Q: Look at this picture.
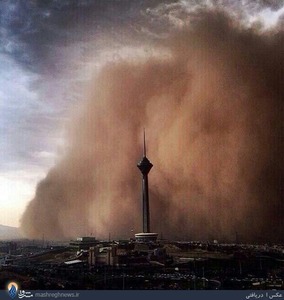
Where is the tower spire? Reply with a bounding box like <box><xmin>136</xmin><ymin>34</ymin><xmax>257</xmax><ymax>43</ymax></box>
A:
<box><xmin>143</xmin><ymin>128</ymin><xmax>146</xmax><ymax>157</ymax></box>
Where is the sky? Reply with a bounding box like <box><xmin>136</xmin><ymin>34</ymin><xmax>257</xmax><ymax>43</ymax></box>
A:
<box><xmin>0</xmin><ymin>0</ymin><xmax>283</xmax><ymax>229</ymax></box>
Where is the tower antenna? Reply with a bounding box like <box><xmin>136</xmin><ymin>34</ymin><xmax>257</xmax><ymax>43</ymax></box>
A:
<box><xmin>143</xmin><ymin>128</ymin><xmax>146</xmax><ymax>157</ymax></box>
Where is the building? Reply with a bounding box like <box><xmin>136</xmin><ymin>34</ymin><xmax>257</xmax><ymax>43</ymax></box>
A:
<box><xmin>88</xmin><ymin>246</ymin><xmax>118</xmax><ymax>266</ymax></box>
<box><xmin>70</xmin><ymin>237</ymin><xmax>97</xmax><ymax>250</ymax></box>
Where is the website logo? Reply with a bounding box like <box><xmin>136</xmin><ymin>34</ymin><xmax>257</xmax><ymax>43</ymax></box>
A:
<box><xmin>18</xmin><ymin>290</ymin><xmax>34</xmax><ymax>298</ymax></box>
<box><xmin>7</xmin><ymin>282</ymin><xmax>19</xmax><ymax>299</ymax></box>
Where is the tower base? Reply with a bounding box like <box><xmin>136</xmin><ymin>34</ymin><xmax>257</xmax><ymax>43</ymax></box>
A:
<box><xmin>135</xmin><ymin>232</ymin><xmax>158</xmax><ymax>242</ymax></box>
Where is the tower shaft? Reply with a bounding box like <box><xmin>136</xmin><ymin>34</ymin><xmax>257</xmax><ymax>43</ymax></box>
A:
<box><xmin>142</xmin><ymin>175</ymin><xmax>150</xmax><ymax>233</ymax></box>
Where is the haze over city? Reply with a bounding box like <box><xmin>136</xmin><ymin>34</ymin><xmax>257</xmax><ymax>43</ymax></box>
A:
<box><xmin>0</xmin><ymin>0</ymin><xmax>283</xmax><ymax>242</ymax></box>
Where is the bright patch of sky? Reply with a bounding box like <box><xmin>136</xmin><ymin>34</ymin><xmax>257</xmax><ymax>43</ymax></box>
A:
<box><xmin>250</xmin><ymin>5</ymin><xmax>284</xmax><ymax>28</ymax></box>
<box><xmin>0</xmin><ymin>169</ymin><xmax>45</xmax><ymax>227</ymax></box>
<box><xmin>0</xmin><ymin>53</ymin><xmax>60</xmax><ymax>226</ymax></box>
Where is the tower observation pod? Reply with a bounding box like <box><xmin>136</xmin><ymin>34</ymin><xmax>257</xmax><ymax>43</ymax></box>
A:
<box><xmin>135</xmin><ymin>129</ymin><xmax>158</xmax><ymax>242</ymax></box>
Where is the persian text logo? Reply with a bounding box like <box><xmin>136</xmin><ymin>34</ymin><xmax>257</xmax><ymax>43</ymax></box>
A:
<box><xmin>18</xmin><ymin>290</ymin><xmax>34</xmax><ymax>298</ymax></box>
<box><xmin>7</xmin><ymin>282</ymin><xmax>19</xmax><ymax>299</ymax></box>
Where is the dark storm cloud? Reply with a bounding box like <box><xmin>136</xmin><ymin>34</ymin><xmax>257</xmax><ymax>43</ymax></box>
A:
<box><xmin>1</xmin><ymin>0</ymin><xmax>283</xmax><ymax>74</ymax></box>
<box><xmin>0</xmin><ymin>0</ymin><xmax>173</xmax><ymax>74</ymax></box>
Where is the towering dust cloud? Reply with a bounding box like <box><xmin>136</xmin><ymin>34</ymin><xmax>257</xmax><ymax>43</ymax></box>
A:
<box><xmin>20</xmin><ymin>8</ymin><xmax>284</xmax><ymax>242</ymax></box>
